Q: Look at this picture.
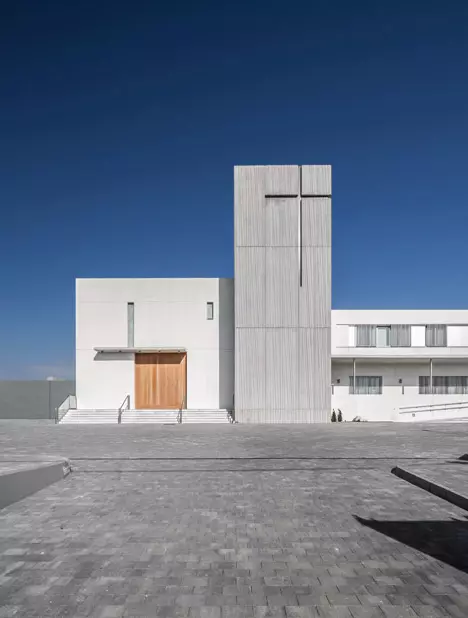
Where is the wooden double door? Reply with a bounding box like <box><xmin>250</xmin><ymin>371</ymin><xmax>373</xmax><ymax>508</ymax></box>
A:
<box><xmin>135</xmin><ymin>353</ymin><xmax>186</xmax><ymax>410</ymax></box>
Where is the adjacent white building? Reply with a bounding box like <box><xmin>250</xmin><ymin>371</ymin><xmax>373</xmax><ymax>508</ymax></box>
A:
<box><xmin>72</xmin><ymin>164</ymin><xmax>468</xmax><ymax>423</ymax></box>
<box><xmin>332</xmin><ymin>310</ymin><xmax>468</xmax><ymax>422</ymax></box>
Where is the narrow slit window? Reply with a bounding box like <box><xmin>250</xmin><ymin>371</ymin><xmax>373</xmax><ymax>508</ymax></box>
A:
<box><xmin>206</xmin><ymin>302</ymin><xmax>214</xmax><ymax>320</ymax></box>
<box><xmin>127</xmin><ymin>302</ymin><xmax>134</xmax><ymax>347</ymax></box>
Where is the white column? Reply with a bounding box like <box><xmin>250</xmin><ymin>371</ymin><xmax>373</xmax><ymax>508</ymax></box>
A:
<box><xmin>430</xmin><ymin>358</ymin><xmax>433</xmax><ymax>395</ymax></box>
<box><xmin>353</xmin><ymin>358</ymin><xmax>356</xmax><ymax>394</ymax></box>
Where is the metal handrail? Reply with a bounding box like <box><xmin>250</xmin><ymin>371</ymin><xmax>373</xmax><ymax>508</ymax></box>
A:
<box><xmin>55</xmin><ymin>394</ymin><xmax>77</xmax><ymax>423</ymax></box>
<box><xmin>118</xmin><ymin>395</ymin><xmax>130</xmax><ymax>424</ymax></box>
<box><xmin>177</xmin><ymin>389</ymin><xmax>187</xmax><ymax>424</ymax></box>
<box><xmin>399</xmin><ymin>399</ymin><xmax>468</xmax><ymax>414</ymax></box>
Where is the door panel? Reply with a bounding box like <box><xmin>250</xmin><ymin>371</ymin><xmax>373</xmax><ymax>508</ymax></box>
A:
<box><xmin>135</xmin><ymin>353</ymin><xmax>186</xmax><ymax>409</ymax></box>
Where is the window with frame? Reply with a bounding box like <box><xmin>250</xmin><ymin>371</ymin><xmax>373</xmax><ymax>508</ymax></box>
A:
<box><xmin>127</xmin><ymin>302</ymin><xmax>134</xmax><ymax>347</ymax></box>
<box><xmin>390</xmin><ymin>325</ymin><xmax>411</xmax><ymax>347</ymax></box>
<box><xmin>376</xmin><ymin>326</ymin><xmax>390</xmax><ymax>347</ymax></box>
<box><xmin>355</xmin><ymin>325</ymin><xmax>411</xmax><ymax>348</ymax></box>
<box><xmin>349</xmin><ymin>376</ymin><xmax>383</xmax><ymax>394</ymax></box>
<box><xmin>419</xmin><ymin>376</ymin><xmax>468</xmax><ymax>394</ymax></box>
<box><xmin>425</xmin><ymin>325</ymin><xmax>447</xmax><ymax>347</ymax></box>
<box><xmin>355</xmin><ymin>325</ymin><xmax>376</xmax><ymax>347</ymax></box>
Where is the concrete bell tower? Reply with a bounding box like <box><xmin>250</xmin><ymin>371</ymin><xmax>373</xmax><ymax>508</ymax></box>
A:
<box><xmin>234</xmin><ymin>165</ymin><xmax>332</xmax><ymax>423</ymax></box>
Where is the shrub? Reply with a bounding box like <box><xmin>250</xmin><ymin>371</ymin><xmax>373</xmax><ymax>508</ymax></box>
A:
<box><xmin>331</xmin><ymin>409</ymin><xmax>337</xmax><ymax>422</ymax></box>
<box><xmin>337</xmin><ymin>409</ymin><xmax>343</xmax><ymax>422</ymax></box>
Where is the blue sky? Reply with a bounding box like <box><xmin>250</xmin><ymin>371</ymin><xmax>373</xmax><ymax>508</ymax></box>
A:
<box><xmin>1</xmin><ymin>0</ymin><xmax>468</xmax><ymax>379</ymax></box>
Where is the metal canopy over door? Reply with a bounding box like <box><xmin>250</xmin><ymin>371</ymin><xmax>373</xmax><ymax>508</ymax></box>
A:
<box><xmin>135</xmin><ymin>353</ymin><xmax>186</xmax><ymax>409</ymax></box>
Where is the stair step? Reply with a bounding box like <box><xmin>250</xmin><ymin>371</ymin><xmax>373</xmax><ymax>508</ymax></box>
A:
<box><xmin>60</xmin><ymin>409</ymin><xmax>231</xmax><ymax>424</ymax></box>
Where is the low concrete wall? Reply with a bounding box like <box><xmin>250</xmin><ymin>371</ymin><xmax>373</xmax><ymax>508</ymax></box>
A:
<box><xmin>0</xmin><ymin>460</ymin><xmax>71</xmax><ymax>510</ymax></box>
<box><xmin>0</xmin><ymin>380</ymin><xmax>75</xmax><ymax>420</ymax></box>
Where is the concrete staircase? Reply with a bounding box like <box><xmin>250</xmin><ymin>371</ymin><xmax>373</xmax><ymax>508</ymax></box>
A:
<box><xmin>60</xmin><ymin>409</ymin><xmax>231</xmax><ymax>424</ymax></box>
<box><xmin>60</xmin><ymin>409</ymin><xmax>119</xmax><ymax>424</ymax></box>
<box><xmin>182</xmin><ymin>410</ymin><xmax>231</xmax><ymax>424</ymax></box>
<box><xmin>121</xmin><ymin>410</ymin><xmax>179</xmax><ymax>424</ymax></box>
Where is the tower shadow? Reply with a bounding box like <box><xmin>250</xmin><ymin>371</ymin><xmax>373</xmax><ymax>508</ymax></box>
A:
<box><xmin>354</xmin><ymin>514</ymin><xmax>468</xmax><ymax>573</ymax></box>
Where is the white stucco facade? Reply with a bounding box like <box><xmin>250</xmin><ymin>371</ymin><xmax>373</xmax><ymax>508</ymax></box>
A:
<box><xmin>75</xmin><ymin>283</ymin><xmax>468</xmax><ymax>421</ymax></box>
<box><xmin>76</xmin><ymin>278</ymin><xmax>234</xmax><ymax>410</ymax></box>
<box><xmin>74</xmin><ymin>165</ymin><xmax>468</xmax><ymax>423</ymax></box>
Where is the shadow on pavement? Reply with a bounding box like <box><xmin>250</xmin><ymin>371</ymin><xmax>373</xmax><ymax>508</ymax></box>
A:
<box><xmin>354</xmin><ymin>514</ymin><xmax>468</xmax><ymax>573</ymax></box>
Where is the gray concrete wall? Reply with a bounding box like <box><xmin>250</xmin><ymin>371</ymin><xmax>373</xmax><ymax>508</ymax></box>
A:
<box><xmin>0</xmin><ymin>381</ymin><xmax>75</xmax><ymax>420</ymax></box>
<box><xmin>234</xmin><ymin>165</ymin><xmax>331</xmax><ymax>423</ymax></box>
<box><xmin>218</xmin><ymin>278</ymin><xmax>235</xmax><ymax>410</ymax></box>
<box><xmin>0</xmin><ymin>460</ymin><xmax>71</xmax><ymax>509</ymax></box>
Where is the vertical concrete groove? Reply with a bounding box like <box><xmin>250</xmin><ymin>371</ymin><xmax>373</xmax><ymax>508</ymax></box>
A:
<box><xmin>235</xmin><ymin>165</ymin><xmax>331</xmax><ymax>423</ymax></box>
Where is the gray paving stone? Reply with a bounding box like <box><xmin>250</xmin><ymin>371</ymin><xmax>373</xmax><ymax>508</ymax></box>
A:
<box><xmin>349</xmin><ymin>609</ymin><xmax>385</xmax><ymax>618</ymax></box>
<box><xmin>412</xmin><ymin>607</ymin><xmax>451</xmax><ymax>617</ymax></box>
<box><xmin>156</xmin><ymin>608</ymin><xmax>190</xmax><ymax>618</ymax></box>
<box><xmin>190</xmin><ymin>609</ymin><xmax>221</xmax><ymax>618</ymax></box>
<box><xmin>221</xmin><ymin>608</ymin><xmax>255</xmax><ymax>618</ymax></box>
<box><xmin>297</xmin><ymin>596</ymin><xmax>330</xmax><ymax>607</ymax></box>
<box><xmin>1</xmin><ymin>424</ymin><xmax>468</xmax><ymax>618</ymax></box>
<box><xmin>206</xmin><ymin>597</ymin><xmax>238</xmax><ymax>607</ymax></box>
<box><xmin>176</xmin><ymin>595</ymin><xmax>207</xmax><ymax>607</ymax></box>
<box><xmin>255</xmin><ymin>609</ymin><xmax>286</xmax><ymax>618</ymax></box>
<box><xmin>325</xmin><ymin>594</ymin><xmax>360</xmax><ymax>606</ymax></box>
<box><xmin>0</xmin><ymin>609</ymin><xmax>20</xmax><ymax>618</ymax></box>
<box><xmin>285</xmin><ymin>608</ymin><xmax>319</xmax><ymax>618</ymax></box>
<box><xmin>441</xmin><ymin>608</ymin><xmax>465</xmax><ymax>618</ymax></box>
<box><xmin>380</xmin><ymin>607</ymin><xmax>418</xmax><ymax>617</ymax></box>
<box><xmin>316</xmin><ymin>607</ymin><xmax>353</xmax><ymax>617</ymax></box>
<box><xmin>99</xmin><ymin>607</ymin><xmax>125</xmax><ymax>618</ymax></box>
<box><xmin>355</xmin><ymin>596</ymin><xmax>387</xmax><ymax>607</ymax></box>
<box><xmin>267</xmin><ymin>594</ymin><xmax>298</xmax><ymax>607</ymax></box>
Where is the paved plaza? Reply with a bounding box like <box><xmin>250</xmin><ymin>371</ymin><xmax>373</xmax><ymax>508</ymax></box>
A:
<box><xmin>1</xmin><ymin>422</ymin><xmax>468</xmax><ymax>617</ymax></box>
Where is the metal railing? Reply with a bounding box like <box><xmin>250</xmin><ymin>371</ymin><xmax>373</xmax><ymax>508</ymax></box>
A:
<box><xmin>55</xmin><ymin>394</ymin><xmax>77</xmax><ymax>423</ymax></box>
<box><xmin>178</xmin><ymin>390</ymin><xmax>186</xmax><ymax>424</ymax></box>
<box><xmin>118</xmin><ymin>395</ymin><xmax>130</xmax><ymax>424</ymax></box>
<box><xmin>399</xmin><ymin>400</ymin><xmax>468</xmax><ymax>417</ymax></box>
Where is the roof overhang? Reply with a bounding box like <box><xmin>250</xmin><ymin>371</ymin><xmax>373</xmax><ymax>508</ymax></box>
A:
<box><xmin>94</xmin><ymin>347</ymin><xmax>186</xmax><ymax>354</ymax></box>
<box><xmin>332</xmin><ymin>355</ymin><xmax>468</xmax><ymax>362</ymax></box>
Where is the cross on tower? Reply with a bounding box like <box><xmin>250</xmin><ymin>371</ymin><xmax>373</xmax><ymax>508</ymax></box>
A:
<box><xmin>265</xmin><ymin>166</ymin><xmax>330</xmax><ymax>287</ymax></box>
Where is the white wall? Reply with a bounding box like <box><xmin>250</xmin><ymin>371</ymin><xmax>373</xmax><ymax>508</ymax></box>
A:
<box><xmin>331</xmin><ymin>324</ymin><xmax>348</xmax><ymax>348</ymax></box>
<box><xmin>76</xmin><ymin>350</ymin><xmax>135</xmax><ymax>410</ymax></box>
<box><xmin>411</xmin><ymin>326</ymin><xmax>425</xmax><ymax>347</ymax></box>
<box><xmin>219</xmin><ymin>278</ymin><xmax>235</xmax><ymax>409</ymax></box>
<box><xmin>333</xmin><ymin>309</ymin><xmax>468</xmax><ymax>326</ymax></box>
<box><xmin>447</xmin><ymin>325</ymin><xmax>468</xmax><ymax>347</ymax></box>
<box><xmin>76</xmin><ymin>294</ymin><xmax>468</xmax><ymax>417</ymax></box>
<box><xmin>332</xmin><ymin>310</ymin><xmax>468</xmax><ymax>357</ymax></box>
<box><xmin>332</xmin><ymin>360</ymin><xmax>468</xmax><ymax>422</ymax></box>
<box><xmin>76</xmin><ymin>278</ymin><xmax>234</xmax><ymax>410</ymax></box>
